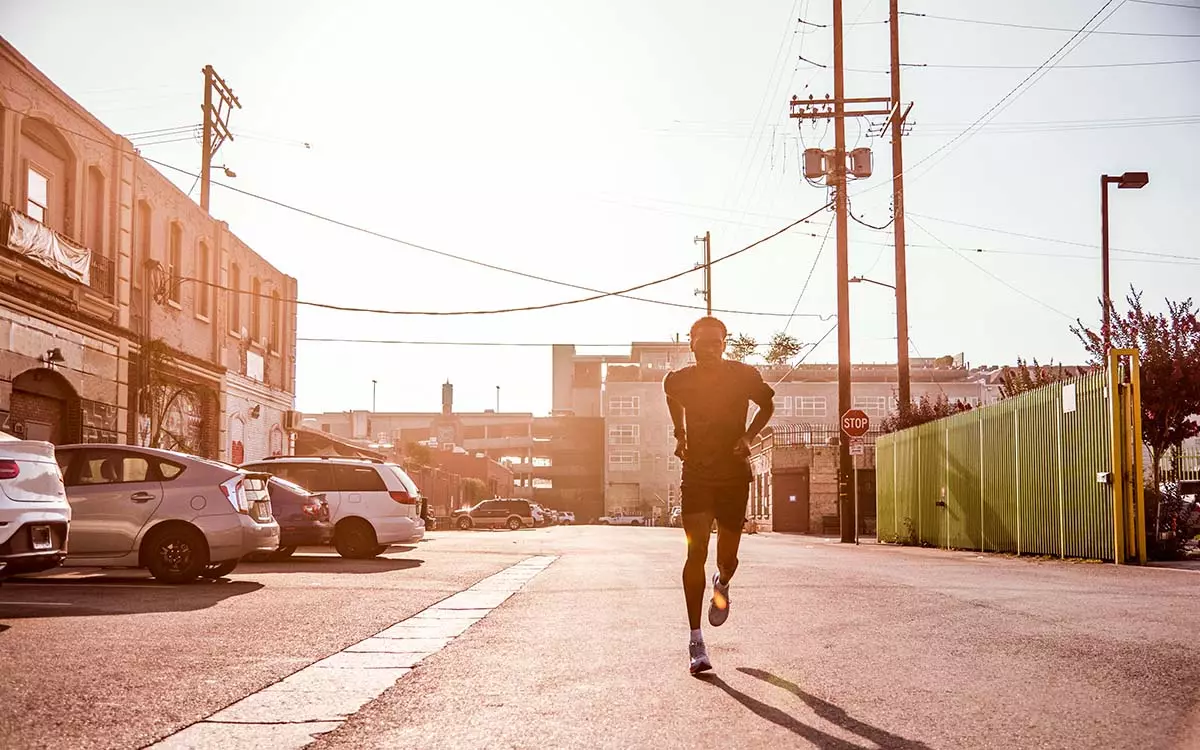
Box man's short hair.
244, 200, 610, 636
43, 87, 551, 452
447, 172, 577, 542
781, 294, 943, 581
689, 316, 727, 339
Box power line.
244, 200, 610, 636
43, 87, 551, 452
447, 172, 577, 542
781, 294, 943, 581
914, 58, 1200, 70
162, 200, 837, 318
907, 212, 1200, 262
900, 10, 1200, 37
907, 216, 1077, 321
890, 0, 1127, 189
298, 337, 785, 348
782, 219, 833, 336
1129, 0, 1200, 7
142, 157, 836, 318
771, 320, 840, 386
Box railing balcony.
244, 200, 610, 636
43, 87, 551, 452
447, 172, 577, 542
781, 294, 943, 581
89, 252, 115, 300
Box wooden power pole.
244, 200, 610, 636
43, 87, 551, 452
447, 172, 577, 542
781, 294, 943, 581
199, 65, 242, 213
694, 231, 712, 315
791, 0, 895, 545
889, 0, 913, 419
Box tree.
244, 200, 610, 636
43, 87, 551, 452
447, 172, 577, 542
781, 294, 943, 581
138, 339, 202, 454
998, 358, 1085, 400
402, 441, 433, 474
764, 332, 802, 366
1072, 287, 1200, 490
880, 394, 973, 434
727, 333, 758, 363
461, 477, 489, 504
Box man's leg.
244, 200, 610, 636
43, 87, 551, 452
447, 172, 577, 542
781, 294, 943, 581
708, 483, 750, 627
681, 509, 715, 630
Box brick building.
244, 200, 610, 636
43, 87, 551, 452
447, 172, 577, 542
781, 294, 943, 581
0, 37, 297, 459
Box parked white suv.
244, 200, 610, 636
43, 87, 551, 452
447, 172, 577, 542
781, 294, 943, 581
242, 457, 425, 559
0, 432, 71, 580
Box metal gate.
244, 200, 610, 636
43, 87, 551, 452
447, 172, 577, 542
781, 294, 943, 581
876, 349, 1147, 563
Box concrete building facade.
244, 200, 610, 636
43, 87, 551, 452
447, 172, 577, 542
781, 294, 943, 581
0, 38, 297, 460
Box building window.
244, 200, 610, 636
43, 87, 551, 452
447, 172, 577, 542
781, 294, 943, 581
136, 201, 151, 289
168, 223, 182, 304
270, 290, 282, 352
609, 450, 639, 470
196, 241, 211, 318
773, 396, 792, 418
250, 277, 262, 342
230, 263, 242, 334
26, 167, 49, 223
668, 484, 678, 506
608, 395, 640, 417
87, 166, 105, 253
668, 454, 680, 472
608, 424, 639, 446
853, 395, 888, 418
795, 396, 827, 418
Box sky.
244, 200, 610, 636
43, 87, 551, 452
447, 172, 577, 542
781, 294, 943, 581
3, 0, 1198, 416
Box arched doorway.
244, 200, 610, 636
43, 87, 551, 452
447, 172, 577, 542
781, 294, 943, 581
10, 368, 81, 445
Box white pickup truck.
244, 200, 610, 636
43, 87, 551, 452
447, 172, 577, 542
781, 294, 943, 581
599, 512, 645, 527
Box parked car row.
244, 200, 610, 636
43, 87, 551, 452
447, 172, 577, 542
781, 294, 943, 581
0, 436, 426, 585
449, 499, 576, 530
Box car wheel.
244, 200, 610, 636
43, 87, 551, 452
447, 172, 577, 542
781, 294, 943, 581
268, 546, 297, 561
457, 516, 473, 530
373, 544, 391, 556
631, 520, 642, 527
507, 516, 522, 531
334, 519, 379, 559
201, 560, 239, 579
144, 526, 209, 584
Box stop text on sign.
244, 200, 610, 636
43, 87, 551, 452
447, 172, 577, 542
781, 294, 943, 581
841, 409, 870, 437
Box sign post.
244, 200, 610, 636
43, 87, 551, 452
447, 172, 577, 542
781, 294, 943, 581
841, 409, 871, 541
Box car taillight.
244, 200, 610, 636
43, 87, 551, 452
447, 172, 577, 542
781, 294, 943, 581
389, 491, 416, 505
0, 460, 19, 480
302, 502, 322, 519
219, 478, 250, 513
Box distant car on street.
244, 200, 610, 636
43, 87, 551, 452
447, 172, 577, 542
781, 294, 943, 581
559, 510, 576, 525
600, 511, 645, 526
452, 498, 535, 531
0, 432, 71, 580
242, 456, 424, 558
54, 445, 280, 583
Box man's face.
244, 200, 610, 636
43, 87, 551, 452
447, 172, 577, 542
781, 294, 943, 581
690, 325, 726, 364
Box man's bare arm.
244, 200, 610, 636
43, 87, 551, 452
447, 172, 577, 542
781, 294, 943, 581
667, 395, 687, 459
744, 397, 774, 443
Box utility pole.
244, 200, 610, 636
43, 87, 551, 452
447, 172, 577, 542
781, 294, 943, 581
889, 0, 912, 420
694, 231, 712, 315
791, 2, 894, 545
199, 65, 242, 213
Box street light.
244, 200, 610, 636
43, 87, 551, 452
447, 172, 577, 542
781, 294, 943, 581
849, 276, 896, 291
211, 164, 237, 178
1101, 171, 1149, 353
849, 275, 910, 417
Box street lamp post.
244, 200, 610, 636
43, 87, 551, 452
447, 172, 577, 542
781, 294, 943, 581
372, 379, 377, 413
1100, 171, 1149, 353
849, 276, 909, 414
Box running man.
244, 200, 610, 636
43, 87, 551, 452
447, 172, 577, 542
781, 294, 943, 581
663, 316, 775, 674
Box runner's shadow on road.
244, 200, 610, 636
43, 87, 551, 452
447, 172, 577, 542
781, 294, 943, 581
0, 579, 263, 620
707, 667, 932, 750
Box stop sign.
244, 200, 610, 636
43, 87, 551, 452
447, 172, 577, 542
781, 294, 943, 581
841, 408, 870, 438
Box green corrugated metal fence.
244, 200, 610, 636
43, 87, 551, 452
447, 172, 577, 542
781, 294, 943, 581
877, 369, 1123, 561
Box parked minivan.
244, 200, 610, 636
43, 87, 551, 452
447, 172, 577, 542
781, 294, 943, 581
55, 445, 280, 583
242, 456, 424, 558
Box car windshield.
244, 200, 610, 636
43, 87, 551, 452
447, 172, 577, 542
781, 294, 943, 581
270, 476, 313, 495
385, 464, 420, 495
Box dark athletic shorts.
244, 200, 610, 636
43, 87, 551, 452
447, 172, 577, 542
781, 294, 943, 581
681, 482, 749, 530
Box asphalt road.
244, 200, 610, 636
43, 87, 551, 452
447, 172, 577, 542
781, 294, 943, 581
1, 527, 1198, 750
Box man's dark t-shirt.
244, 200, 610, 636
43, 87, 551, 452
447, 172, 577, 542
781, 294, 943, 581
663, 360, 775, 486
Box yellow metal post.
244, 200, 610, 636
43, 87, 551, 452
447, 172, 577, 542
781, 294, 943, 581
1108, 349, 1126, 564
1128, 352, 1147, 563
